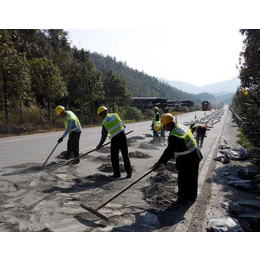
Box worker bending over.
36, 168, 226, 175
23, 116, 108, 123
190, 122, 207, 148
151, 106, 165, 143
56, 106, 82, 164
96, 106, 132, 179
153, 113, 203, 204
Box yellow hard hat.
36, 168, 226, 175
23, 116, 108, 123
97, 106, 108, 116
161, 113, 174, 126
153, 106, 159, 111
55, 105, 65, 116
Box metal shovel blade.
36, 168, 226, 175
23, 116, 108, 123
80, 204, 109, 222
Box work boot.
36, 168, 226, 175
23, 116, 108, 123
71, 160, 80, 165
176, 197, 188, 204
109, 174, 121, 178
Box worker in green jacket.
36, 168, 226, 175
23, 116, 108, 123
151, 106, 165, 143
96, 106, 132, 179
55, 105, 82, 164
153, 113, 203, 204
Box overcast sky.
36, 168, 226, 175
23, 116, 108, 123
67, 29, 245, 87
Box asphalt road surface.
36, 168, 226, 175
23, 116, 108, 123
0, 109, 231, 232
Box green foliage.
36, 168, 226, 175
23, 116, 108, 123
236, 128, 254, 151
123, 106, 144, 121
103, 69, 132, 112
231, 29, 260, 148
90, 53, 202, 105
30, 57, 67, 124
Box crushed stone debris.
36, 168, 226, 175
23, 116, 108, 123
131, 135, 146, 140
138, 142, 159, 150
142, 172, 178, 209
129, 151, 151, 158
96, 147, 111, 154
84, 155, 116, 163
97, 163, 125, 172
127, 138, 138, 146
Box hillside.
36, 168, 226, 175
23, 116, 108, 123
90, 52, 201, 104
89, 52, 235, 106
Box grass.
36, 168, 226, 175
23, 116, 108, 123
236, 128, 254, 151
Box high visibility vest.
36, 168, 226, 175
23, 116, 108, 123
64, 111, 81, 133
152, 112, 159, 123
102, 113, 124, 139
169, 123, 197, 156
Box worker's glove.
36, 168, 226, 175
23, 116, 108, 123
152, 161, 162, 171
96, 145, 102, 150
58, 137, 63, 143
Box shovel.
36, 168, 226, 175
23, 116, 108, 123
47, 130, 133, 174
80, 168, 154, 222
41, 142, 59, 168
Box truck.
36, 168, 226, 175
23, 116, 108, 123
201, 100, 211, 111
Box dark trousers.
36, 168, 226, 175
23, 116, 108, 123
177, 161, 199, 201
111, 131, 132, 176
196, 128, 206, 147
65, 131, 81, 161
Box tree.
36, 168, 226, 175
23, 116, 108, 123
103, 69, 132, 112
30, 57, 67, 127
231, 29, 260, 147
0, 30, 31, 133
70, 49, 104, 124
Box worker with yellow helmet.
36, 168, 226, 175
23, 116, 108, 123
151, 106, 165, 143
55, 105, 82, 164
96, 106, 132, 179
153, 113, 203, 204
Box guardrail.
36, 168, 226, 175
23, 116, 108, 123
230, 108, 244, 122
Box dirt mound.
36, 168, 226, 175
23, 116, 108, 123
127, 138, 138, 147
138, 142, 159, 150
96, 147, 110, 154
84, 155, 112, 163
97, 163, 125, 172
131, 135, 146, 140
85, 174, 113, 182
129, 151, 151, 158
160, 161, 177, 173
142, 172, 178, 209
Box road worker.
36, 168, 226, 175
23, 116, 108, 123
151, 106, 165, 143
55, 105, 82, 164
153, 113, 203, 204
96, 106, 132, 179
190, 122, 207, 148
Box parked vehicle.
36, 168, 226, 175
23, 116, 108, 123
202, 100, 211, 111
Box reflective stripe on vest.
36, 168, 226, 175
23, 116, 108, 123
102, 113, 124, 139
152, 112, 159, 123
65, 111, 81, 133
169, 123, 197, 156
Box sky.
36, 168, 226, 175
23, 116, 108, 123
67, 29, 245, 87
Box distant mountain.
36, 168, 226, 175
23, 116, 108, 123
158, 77, 241, 95
157, 78, 202, 94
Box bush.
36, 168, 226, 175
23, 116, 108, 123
124, 106, 144, 121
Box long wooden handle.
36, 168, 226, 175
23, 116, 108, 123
42, 142, 59, 168
96, 169, 154, 210
47, 130, 133, 174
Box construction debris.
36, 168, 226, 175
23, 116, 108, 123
138, 142, 159, 150
129, 151, 151, 158
206, 217, 243, 232
142, 172, 178, 210
98, 163, 125, 172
